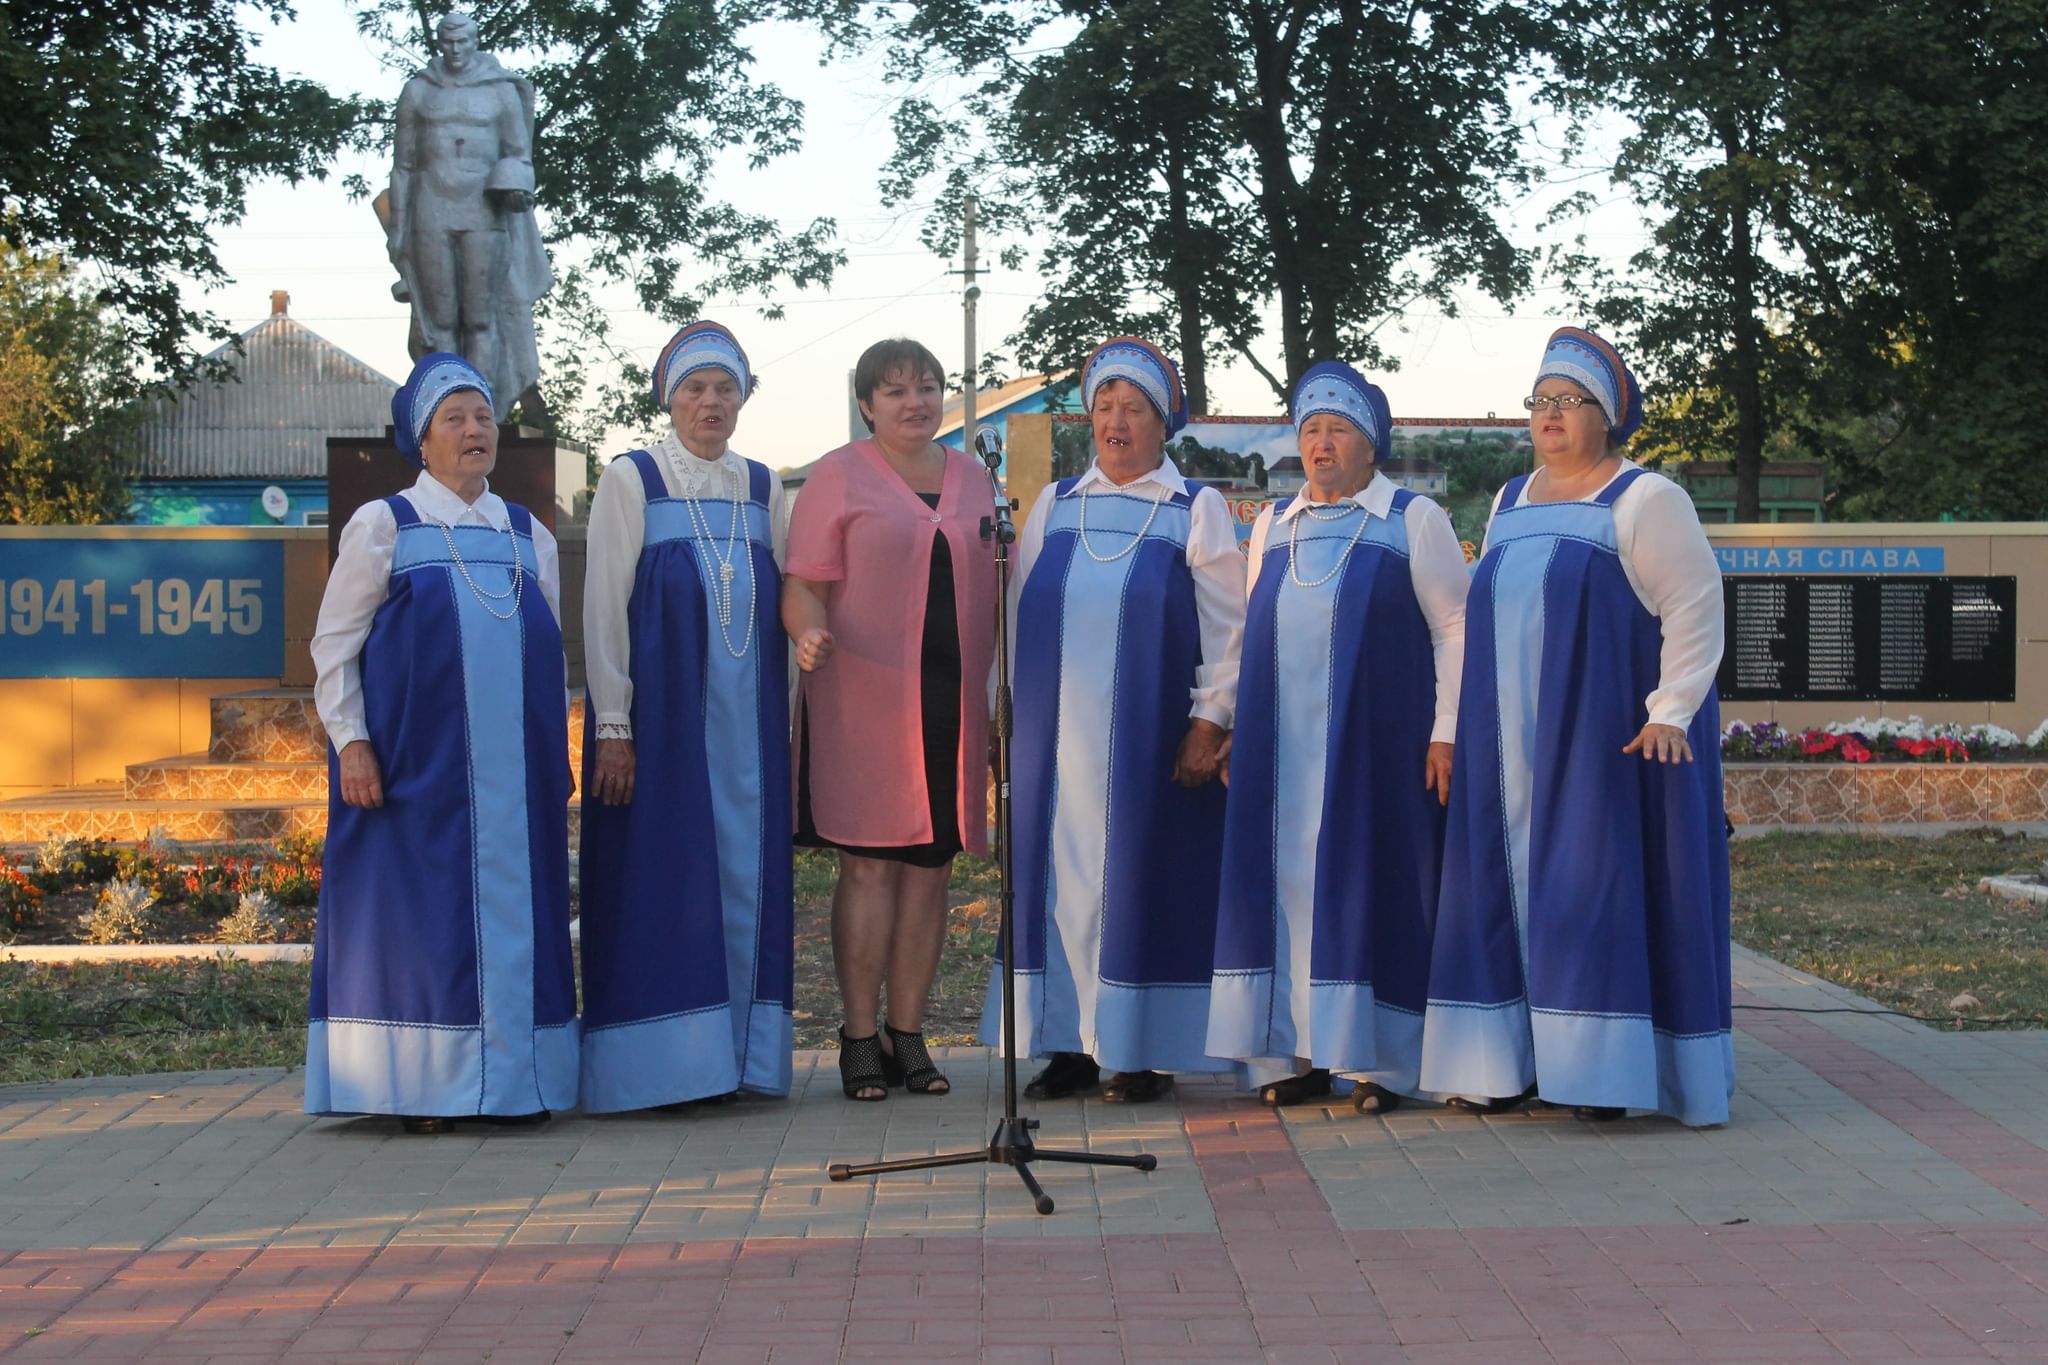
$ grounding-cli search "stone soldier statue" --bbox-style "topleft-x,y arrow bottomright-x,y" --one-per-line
380,12 -> 551,421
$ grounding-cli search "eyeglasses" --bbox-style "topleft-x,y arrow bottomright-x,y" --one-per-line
1522,394 -> 1596,414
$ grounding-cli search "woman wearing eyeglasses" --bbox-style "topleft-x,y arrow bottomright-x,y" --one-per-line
1420,326 -> 1733,1127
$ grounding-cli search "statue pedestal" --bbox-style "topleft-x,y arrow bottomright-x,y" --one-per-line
324,426 -> 569,562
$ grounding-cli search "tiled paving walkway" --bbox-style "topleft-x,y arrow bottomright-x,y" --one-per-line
3,946 -> 2048,1361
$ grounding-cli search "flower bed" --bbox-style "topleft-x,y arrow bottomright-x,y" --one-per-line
1723,716 -> 2048,765
0,832 -> 322,946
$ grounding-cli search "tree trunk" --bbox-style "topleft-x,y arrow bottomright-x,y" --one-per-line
1712,3 -> 1766,521
1164,136 -> 1209,415
1240,3 -> 1307,395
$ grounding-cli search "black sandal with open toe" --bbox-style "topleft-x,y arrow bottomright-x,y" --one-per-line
880,1024 -> 950,1095
1259,1069 -> 1332,1108
838,1028 -> 889,1102
1351,1081 -> 1403,1115
1445,1081 -> 1538,1116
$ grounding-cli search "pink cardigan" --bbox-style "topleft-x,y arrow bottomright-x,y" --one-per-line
785,440 -> 996,854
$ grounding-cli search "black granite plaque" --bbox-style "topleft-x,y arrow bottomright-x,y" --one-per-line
1716,576 -> 2016,702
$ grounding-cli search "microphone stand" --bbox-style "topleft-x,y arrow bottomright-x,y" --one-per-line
826,429 -> 1158,1214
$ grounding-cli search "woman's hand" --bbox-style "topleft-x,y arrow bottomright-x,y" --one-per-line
1424,741 -> 1454,805
1623,722 -> 1694,763
1173,718 -> 1229,788
338,740 -> 385,809
593,737 -> 635,806
794,626 -> 835,672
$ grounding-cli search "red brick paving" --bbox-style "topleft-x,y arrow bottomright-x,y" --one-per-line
9,1010 -> 2048,1360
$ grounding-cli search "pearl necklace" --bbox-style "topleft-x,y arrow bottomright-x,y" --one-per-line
431,514 -> 526,621
681,460 -> 756,659
1077,481 -> 1169,563
1287,498 -> 1370,589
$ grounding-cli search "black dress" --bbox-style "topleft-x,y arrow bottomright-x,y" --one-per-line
796,492 -> 963,868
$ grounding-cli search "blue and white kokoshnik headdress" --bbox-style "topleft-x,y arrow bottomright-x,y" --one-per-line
392,352 -> 494,467
653,321 -> 754,410
1081,336 -> 1189,437
1291,361 -> 1391,458
1535,326 -> 1644,446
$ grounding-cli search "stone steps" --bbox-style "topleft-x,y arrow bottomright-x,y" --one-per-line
0,786 -> 329,845
0,687 -> 588,848
126,757 -> 327,803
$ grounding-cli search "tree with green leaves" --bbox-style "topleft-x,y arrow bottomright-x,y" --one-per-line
1552,0 -> 2048,521
1,0 -> 372,378
871,0 -> 1544,406
0,247 -> 140,525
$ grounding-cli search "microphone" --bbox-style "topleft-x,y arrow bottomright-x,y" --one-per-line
973,424 -> 1015,545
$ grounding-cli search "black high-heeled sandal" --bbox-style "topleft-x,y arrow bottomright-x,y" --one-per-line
1259,1069 -> 1332,1107
879,1024 -> 950,1095
838,1028 -> 889,1101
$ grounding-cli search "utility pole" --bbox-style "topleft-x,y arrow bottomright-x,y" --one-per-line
961,195 -> 979,446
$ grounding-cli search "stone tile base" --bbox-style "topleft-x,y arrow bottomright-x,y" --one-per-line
1726,762 -> 2048,826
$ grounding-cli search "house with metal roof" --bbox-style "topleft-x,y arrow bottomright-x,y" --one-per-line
122,292 -> 398,526
784,371 -> 1075,494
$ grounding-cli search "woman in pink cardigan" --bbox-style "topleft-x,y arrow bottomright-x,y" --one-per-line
782,338 -> 998,1102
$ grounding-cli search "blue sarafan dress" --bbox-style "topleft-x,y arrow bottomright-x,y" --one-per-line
307,497 -> 579,1117
1421,466 -> 1734,1126
1209,489 -> 1449,1094
578,450 -> 793,1112
983,473 -> 1238,1073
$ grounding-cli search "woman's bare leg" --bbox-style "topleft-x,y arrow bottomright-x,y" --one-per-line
832,851 -> 902,1041
882,858 -> 954,1033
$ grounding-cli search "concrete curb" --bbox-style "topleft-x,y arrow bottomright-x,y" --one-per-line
1980,873 -> 2048,905
0,943 -> 313,963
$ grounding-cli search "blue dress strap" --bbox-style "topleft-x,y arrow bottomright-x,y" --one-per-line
1054,475 -> 1082,498
1388,487 -> 1416,514
617,449 -> 666,502
1594,465 -> 1649,507
505,502 -> 534,537
745,458 -> 771,507
1497,473 -> 1530,509
1273,496 -> 1294,516
383,494 -> 420,527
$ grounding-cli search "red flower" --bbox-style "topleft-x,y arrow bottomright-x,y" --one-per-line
1800,731 -> 1840,756
1839,737 -> 1874,763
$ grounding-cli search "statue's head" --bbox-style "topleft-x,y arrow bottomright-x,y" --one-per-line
436,13 -> 479,71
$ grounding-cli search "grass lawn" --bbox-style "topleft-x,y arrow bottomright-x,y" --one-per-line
4,833 -> 2044,1085
0,957 -> 308,1085
1732,829 -> 2048,1026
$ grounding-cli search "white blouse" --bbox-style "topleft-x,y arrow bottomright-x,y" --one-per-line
312,470 -> 564,752
1013,456 -> 1246,728
1486,458 -> 1724,730
582,433 -> 789,740
1246,476 -> 1469,745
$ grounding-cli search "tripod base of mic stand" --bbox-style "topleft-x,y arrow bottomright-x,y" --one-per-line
826,1116 -> 1158,1216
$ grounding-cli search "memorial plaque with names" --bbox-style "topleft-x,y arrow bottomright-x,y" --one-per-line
1717,575 -> 2016,702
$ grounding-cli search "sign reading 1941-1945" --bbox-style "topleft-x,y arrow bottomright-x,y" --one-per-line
0,539 -> 284,679
1718,575 -> 2016,703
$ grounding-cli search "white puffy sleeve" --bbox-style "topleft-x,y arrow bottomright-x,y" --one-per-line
1186,487 -> 1248,728
1404,496 -> 1470,744
581,455 -> 650,740
1613,472 -> 1725,729
310,499 -> 398,752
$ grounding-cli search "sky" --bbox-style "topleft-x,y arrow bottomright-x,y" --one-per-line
210,1 -> 1650,471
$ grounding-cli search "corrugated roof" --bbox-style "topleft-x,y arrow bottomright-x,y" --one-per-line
124,310 -> 400,479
